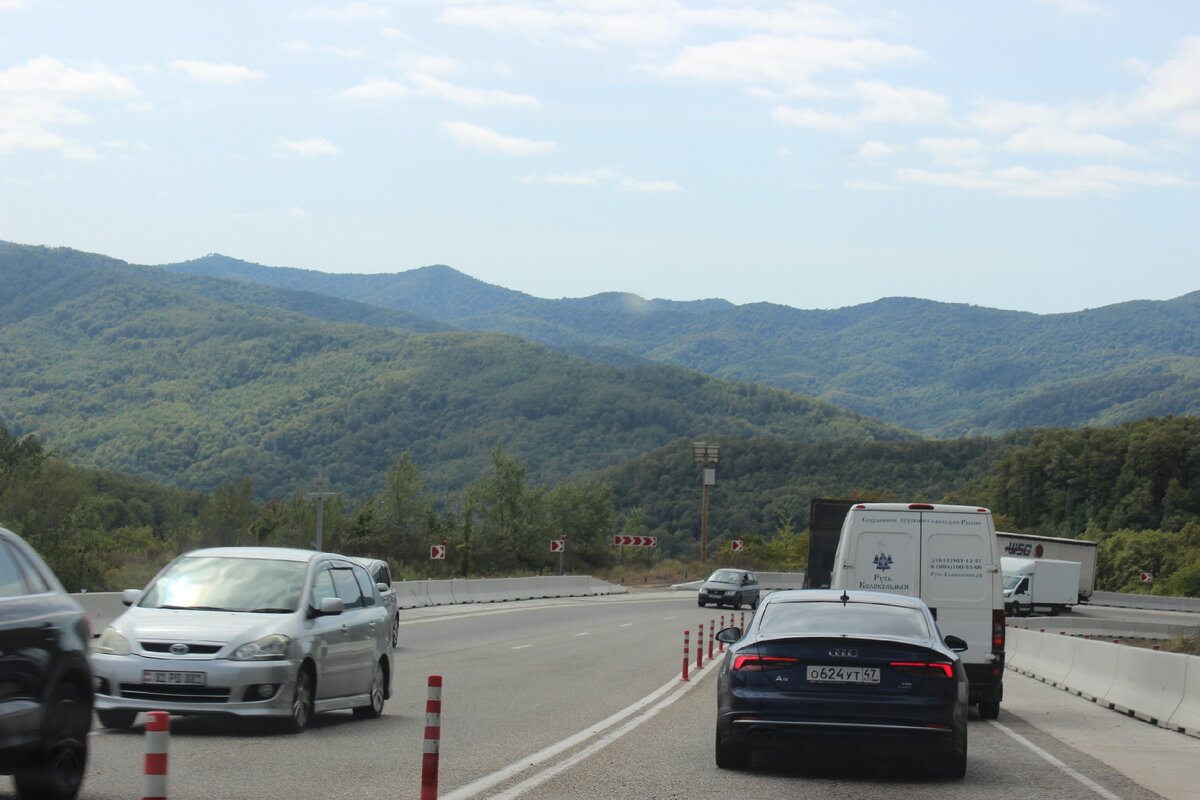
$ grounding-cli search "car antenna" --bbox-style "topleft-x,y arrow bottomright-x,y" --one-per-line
840,590 -> 850,606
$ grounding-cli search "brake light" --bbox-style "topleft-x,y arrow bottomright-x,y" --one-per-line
733,655 -> 799,672
908,503 -> 935,510
889,661 -> 955,679
992,609 -> 1006,650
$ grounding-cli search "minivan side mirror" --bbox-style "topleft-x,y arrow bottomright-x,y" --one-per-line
310,597 -> 345,618
943,634 -> 968,652
121,589 -> 143,607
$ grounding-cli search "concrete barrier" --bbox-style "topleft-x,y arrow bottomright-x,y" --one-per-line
1091,591 -> 1200,614
1168,657 -> 1200,736
394,581 -> 432,609
1104,645 -> 1189,725
425,580 -> 456,606
757,571 -> 806,590
1061,637 -> 1119,701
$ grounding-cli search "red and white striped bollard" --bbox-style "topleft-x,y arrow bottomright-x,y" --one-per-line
421,675 -> 443,800
696,625 -> 704,669
708,619 -> 715,660
681,630 -> 690,681
143,711 -> 169,800
719,614 -> 726,652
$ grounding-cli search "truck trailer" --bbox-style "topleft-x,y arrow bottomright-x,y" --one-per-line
995,532 -> 1096,602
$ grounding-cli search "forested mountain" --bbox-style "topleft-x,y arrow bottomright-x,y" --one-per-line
0,242 -> 908,501
164,254 -> 1200,436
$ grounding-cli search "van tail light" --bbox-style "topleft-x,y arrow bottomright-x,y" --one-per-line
889,661 -> 955,679
733,655 -> 798,672
993,609 -> 1006,651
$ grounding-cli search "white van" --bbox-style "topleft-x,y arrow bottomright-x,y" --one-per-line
829,502 -> 1005,718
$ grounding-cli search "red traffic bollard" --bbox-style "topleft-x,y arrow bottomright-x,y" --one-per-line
696,625 -> 704,669
708,619 -> 715,660
681,630 -> 690,681
421,676 -> 443,800
719,615 -> 726,652
143,711 -> 169,800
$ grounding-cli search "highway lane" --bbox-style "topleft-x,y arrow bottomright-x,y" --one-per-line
20,592 -> 1196,800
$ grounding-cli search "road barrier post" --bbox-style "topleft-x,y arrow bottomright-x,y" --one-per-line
682,630 -> 690,681
719,615 -> 725,652
422,676 -> 443,800
143,711 -> 169,800
696,625 -> 704,669
708,619 -> 715,660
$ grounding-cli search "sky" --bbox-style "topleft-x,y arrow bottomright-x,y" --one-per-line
1,1 -> 1198,314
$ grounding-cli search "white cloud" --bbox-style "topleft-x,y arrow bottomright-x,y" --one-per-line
300,2 -> 389,23
170,60 -> 267,86
853,81 -> 948,125
339,74 -> 539,108
442,121 -> 556,155
0,57 -> 138,158
857,140 -> 897,160
281,39 -> 364,59
897,164 -> 1191,198
772,105 -> 858,133
918,137 -> 988,168
1037,0 -> 1110,15
844,178 -> 897,192
288,207 -> 308,218
524,167 -> 682,192
271,137 -> 343,158
1001,128 -> 1138,157
1131,36 -> 1200,127
0,0 -> 27,10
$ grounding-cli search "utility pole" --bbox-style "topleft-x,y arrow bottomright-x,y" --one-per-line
691,442 -> 720,563
304,470 -> 338,552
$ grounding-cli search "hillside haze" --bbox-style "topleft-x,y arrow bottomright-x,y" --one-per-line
164,254 -> 1200,435
0,242 -> 908,499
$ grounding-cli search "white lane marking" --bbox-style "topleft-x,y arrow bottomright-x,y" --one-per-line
989,720 -> 1125,800
574,632 -> 590,637
663,616 -> 677,620
511,644 -> 533,650
398,595 -> 691,627
440,660 -> 718,800
619,623 -> 632,628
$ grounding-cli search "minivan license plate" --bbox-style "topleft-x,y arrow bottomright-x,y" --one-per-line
806,666 -> 880,684
143,670 -> 206,686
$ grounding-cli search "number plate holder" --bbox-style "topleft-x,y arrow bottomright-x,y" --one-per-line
142,670 -> 207,686
806,665 -> 880,684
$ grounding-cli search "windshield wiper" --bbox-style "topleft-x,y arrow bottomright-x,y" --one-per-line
155,604 -> 234,612
246,607 -> 294,614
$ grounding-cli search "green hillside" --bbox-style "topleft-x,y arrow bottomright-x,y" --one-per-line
162,255 -> 1200,436
0,242 -> 910,501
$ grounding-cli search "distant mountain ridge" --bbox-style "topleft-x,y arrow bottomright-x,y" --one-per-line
0,241 -> 906,499
164,253 -> 1200,435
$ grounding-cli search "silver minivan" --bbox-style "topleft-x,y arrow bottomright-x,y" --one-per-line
91,547 -> 393,732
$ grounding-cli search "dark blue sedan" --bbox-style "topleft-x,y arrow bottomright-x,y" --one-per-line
714,589 -> 969,778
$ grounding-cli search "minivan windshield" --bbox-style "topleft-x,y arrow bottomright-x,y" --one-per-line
759,601 -> 931,640
140,556 -> 308,613
707,569 -> 743,584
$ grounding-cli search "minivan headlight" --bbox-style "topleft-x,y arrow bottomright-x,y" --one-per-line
231,634 -> 291,661
96,627 -> 131,656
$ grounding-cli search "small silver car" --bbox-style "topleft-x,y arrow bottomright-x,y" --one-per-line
698,568 -> 760,609
91,547 -> 392,733
349,557 -> 399,648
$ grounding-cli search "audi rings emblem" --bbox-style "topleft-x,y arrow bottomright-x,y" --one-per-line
169,643 -> 190,655
828,648 -> 858,658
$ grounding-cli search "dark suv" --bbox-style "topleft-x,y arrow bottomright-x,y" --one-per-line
0,526 -> 93,800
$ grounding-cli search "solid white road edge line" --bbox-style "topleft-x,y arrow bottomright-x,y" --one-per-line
989,720 -> 1125,800
439,659 -> 719,800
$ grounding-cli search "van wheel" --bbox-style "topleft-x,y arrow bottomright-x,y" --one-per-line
978,699 -> 1000,719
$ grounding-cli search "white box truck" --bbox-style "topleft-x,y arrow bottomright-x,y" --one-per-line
831,502 -> 1006,719
995,532 -> 1096,601
1001,557 -> 1081,617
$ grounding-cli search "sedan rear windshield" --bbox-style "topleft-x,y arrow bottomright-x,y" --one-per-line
758,601 -> 931,640
140,556 -> 309,613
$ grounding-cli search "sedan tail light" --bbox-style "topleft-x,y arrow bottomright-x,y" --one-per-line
889,661 -> 955,679
732,655 -> 799,671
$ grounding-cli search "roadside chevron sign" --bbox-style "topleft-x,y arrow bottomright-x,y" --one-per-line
613,535 -> 657,547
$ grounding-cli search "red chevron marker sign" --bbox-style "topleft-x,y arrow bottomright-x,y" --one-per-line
613,535 -> 657,547
550,539 -> 565,553
430,545 -> 446,560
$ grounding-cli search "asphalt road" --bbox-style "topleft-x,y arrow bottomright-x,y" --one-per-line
21,592 -> 1199,800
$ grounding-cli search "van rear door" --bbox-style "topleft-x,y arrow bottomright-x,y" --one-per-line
842,509 -> 920,596
921,509 -> 995,659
